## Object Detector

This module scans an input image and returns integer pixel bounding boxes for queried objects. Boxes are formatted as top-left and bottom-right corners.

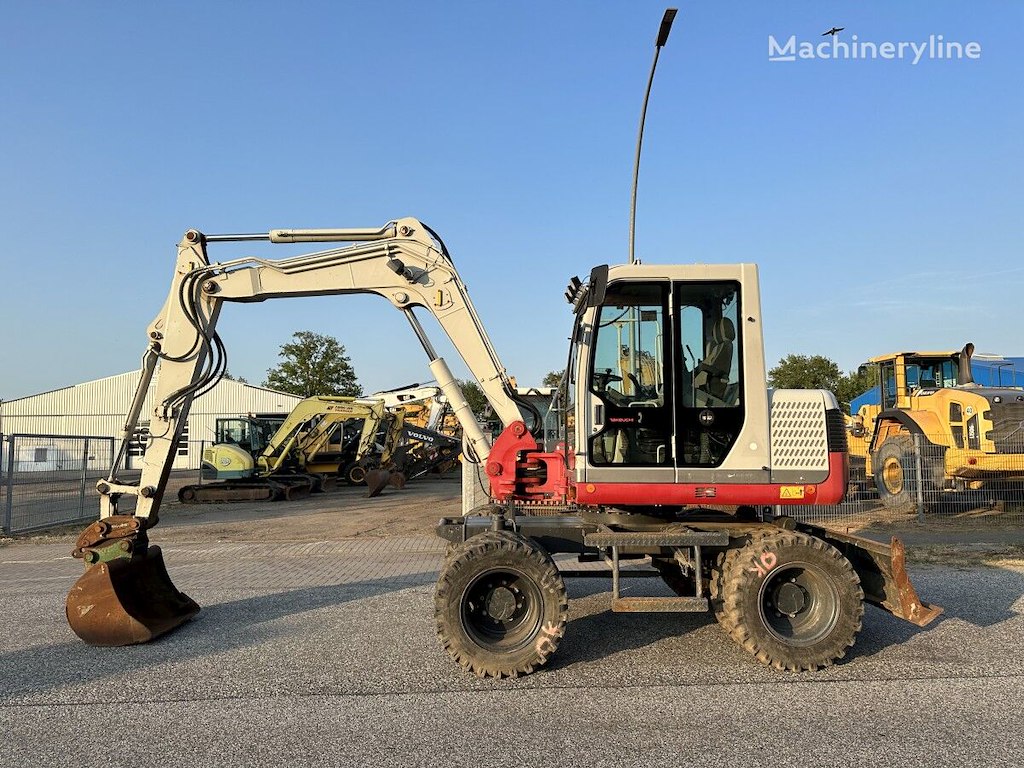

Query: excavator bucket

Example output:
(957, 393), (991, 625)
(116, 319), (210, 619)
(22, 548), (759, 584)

(364, 469), (392, 498)
(66, 546), (200, 646)
(389, 471), (407, 490)
(799, 523), (943, 627)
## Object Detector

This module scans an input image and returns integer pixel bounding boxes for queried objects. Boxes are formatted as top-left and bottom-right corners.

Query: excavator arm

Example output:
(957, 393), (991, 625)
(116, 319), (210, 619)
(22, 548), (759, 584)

(254, 397), (383, 474)
(67, 217), (553, 646)
(100, 218), (527, 524)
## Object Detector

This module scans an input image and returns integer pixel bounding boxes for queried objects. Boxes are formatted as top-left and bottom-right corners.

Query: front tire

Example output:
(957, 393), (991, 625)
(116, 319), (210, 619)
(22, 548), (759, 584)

(873, 434), (942, 513)
(341, 461), (367, 486)
(435, 531), (568, 678)
(712, 530), (864, 671)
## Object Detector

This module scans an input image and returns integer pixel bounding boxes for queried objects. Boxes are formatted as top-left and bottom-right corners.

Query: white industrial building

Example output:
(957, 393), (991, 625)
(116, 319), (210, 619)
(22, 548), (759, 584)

(0, 371), (303, 471)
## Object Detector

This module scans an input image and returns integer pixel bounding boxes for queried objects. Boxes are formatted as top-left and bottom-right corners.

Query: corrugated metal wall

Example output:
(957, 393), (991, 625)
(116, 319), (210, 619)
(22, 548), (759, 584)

(0, 371), (303, 469)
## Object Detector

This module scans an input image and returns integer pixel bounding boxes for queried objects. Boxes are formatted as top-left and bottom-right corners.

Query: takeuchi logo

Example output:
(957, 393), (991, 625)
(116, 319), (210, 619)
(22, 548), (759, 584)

(768, 34), (982, 64)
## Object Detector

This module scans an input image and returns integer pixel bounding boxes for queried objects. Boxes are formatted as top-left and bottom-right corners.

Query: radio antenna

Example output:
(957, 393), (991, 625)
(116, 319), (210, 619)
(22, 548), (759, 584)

(629, 8), (677, 264)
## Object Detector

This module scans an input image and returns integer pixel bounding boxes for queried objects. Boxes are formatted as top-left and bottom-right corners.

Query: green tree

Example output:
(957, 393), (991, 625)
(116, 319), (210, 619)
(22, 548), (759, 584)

(835, 365), (876, 414)
(222, 370), (249, 384)
(263, 331), (360, 397)
(542, 369), (565, 389)
(768, 354), (875, 414)
(768, 354), (843, 392)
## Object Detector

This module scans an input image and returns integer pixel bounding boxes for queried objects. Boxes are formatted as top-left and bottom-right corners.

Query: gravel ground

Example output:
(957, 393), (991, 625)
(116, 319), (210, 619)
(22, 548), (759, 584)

(1, 477), (1022, 767)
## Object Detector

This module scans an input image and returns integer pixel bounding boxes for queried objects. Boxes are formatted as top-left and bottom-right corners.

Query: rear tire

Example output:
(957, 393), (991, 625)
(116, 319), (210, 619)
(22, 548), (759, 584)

(435, 531), (568, 678)
(711, 530), (863, 671)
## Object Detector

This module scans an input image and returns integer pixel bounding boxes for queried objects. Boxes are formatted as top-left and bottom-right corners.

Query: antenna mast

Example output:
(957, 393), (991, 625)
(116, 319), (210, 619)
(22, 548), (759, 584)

(629, 8), (677, 264)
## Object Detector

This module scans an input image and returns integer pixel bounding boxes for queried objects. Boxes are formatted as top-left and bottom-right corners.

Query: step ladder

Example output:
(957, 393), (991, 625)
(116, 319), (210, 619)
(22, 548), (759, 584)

(582, 528), (729, 613)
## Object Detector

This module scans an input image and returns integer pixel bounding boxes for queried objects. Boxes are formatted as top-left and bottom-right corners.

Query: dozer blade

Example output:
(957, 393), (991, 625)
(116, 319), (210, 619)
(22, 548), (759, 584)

(798, 523), (943, 626)
(364, 469), (391, 498)
(66, 546), (200, 646)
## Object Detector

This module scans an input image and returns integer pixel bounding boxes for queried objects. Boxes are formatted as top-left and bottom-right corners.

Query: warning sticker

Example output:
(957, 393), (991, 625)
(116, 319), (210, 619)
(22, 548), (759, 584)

(779, 486), (805, 499)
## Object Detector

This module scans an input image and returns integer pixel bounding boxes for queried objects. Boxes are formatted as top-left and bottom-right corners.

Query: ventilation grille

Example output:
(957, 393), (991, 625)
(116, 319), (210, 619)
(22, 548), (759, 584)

(770, 391), (829, 471)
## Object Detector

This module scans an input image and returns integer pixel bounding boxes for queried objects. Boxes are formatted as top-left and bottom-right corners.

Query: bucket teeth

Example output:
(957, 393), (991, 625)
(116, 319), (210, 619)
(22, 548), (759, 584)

(66, 546), (199, 646)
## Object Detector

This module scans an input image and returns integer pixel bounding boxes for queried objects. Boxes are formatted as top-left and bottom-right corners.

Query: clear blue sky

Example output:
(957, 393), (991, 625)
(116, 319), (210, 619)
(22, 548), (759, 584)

(2, 1), (1021, 401)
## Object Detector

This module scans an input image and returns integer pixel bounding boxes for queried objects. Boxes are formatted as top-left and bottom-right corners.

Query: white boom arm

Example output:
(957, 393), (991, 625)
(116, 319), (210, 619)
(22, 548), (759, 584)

(100, 218), (525, 520)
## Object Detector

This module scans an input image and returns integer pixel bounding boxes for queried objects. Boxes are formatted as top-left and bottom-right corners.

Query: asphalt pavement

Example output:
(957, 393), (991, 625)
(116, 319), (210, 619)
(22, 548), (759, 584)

(1, 528), (1022, 767)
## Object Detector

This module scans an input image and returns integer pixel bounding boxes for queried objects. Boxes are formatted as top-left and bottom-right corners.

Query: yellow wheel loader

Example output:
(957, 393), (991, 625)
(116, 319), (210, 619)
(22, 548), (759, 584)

(848, 343), (1024, 512)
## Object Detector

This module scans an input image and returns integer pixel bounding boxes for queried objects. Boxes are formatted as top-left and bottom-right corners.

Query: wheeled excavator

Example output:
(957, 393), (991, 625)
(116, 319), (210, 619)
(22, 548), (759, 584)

(65, 216), (941, 675)
(64, 9), (940, 674)
(179, 396), (394, 502)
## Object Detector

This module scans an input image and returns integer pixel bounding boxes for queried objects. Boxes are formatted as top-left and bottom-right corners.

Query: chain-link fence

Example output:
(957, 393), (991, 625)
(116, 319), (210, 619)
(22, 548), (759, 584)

(6, 429), (1023, 534)
(1, 433), (115, 534)
(790, 431), (1024, 528)
(0, 435), (215, 533)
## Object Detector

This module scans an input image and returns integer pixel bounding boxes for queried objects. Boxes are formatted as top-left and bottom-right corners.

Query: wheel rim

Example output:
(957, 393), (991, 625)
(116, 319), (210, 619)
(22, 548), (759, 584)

(882, 456), (904, 495)
(757, 561), (840, 646)
(348, 465), (366, 484)
(461, 567), (543, 652)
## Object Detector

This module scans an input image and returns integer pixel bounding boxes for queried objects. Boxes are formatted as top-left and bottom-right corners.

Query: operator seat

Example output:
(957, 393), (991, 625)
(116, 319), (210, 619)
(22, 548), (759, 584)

(694, 317), (735, 402)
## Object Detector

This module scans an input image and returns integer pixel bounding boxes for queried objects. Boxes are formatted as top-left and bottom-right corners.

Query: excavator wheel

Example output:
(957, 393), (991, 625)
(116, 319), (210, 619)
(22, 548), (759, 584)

(711, 530), (864, 672)
(66, 546), (200, 646)
(435, 531), (568, 678)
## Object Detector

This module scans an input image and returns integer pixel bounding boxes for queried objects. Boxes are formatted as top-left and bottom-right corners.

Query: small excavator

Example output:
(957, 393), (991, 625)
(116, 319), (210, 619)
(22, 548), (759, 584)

(368, 384), (462, 480)
(177, 396), (395, 502)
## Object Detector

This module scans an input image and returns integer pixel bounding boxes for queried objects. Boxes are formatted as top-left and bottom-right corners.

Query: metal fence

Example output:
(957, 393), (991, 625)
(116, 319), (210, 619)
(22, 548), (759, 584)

(5, 430), (1023, 534)
(789, 431), (1024, 528)
(1, 433), (115, 534)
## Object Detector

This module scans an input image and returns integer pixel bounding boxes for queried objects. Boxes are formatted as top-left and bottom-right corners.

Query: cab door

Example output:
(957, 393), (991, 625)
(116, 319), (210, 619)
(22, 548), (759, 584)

(582, 281), (675, 484)
(673, 281), (744, 472)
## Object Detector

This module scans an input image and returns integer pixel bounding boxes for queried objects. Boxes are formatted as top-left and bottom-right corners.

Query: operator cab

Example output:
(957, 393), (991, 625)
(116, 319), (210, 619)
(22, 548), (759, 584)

(869, 352), (962, 410)
(562, 265), (766, 489)
(214, 415), (282, 455)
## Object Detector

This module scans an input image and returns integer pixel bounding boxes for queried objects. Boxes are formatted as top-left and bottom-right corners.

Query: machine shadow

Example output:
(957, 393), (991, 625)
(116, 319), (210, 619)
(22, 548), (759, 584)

(549, 577), (716, 669)
(0, 572), (436, 701)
